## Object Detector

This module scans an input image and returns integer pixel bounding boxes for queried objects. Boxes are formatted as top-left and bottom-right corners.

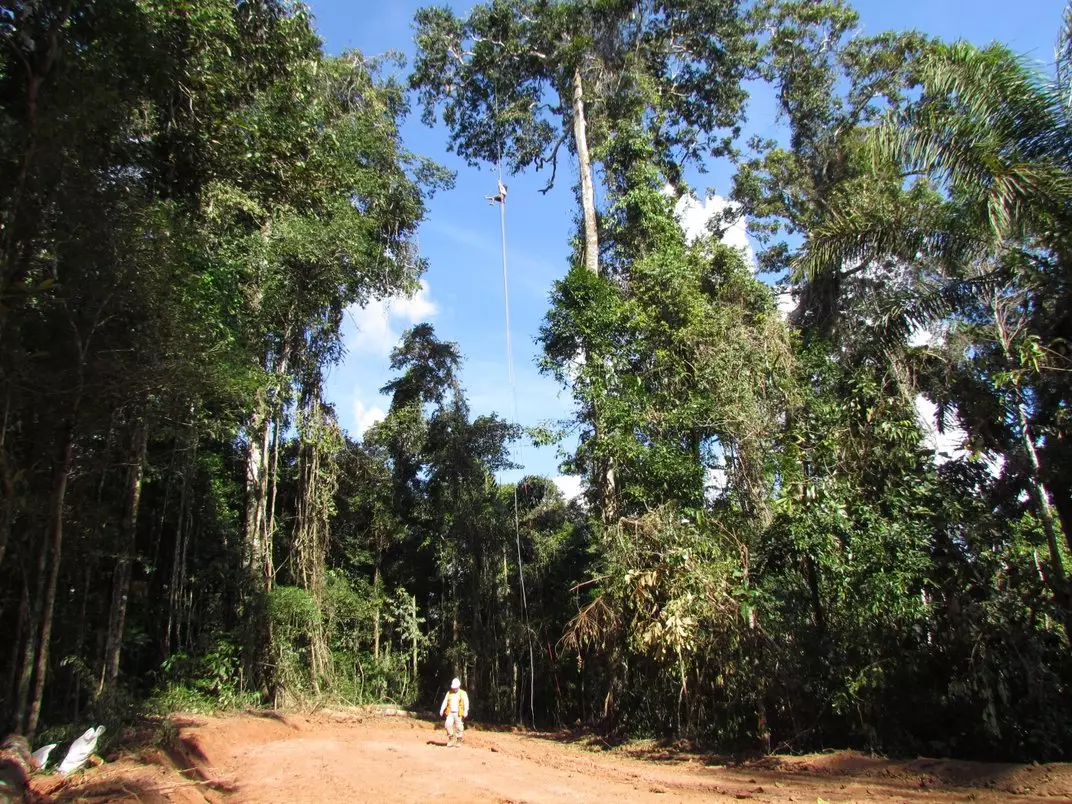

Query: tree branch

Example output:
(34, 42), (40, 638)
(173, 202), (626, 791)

(537, 132), (569, 194)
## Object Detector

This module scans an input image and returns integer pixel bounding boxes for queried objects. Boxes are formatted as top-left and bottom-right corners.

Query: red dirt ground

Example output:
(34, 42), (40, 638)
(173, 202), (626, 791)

(29, 709), (1072, 803)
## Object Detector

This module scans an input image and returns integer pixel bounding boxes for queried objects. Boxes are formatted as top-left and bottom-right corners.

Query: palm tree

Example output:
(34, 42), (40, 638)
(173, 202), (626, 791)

(795, 12), (1072, 639)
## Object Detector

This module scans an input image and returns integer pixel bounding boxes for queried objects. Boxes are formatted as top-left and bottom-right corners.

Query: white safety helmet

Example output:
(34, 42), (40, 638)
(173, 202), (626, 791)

(451, 677), (461, 689)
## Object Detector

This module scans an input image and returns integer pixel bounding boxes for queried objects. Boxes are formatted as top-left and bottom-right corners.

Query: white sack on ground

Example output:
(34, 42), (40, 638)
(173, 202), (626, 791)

(30, 743), (56, 770)
(58, 726), (105, 776)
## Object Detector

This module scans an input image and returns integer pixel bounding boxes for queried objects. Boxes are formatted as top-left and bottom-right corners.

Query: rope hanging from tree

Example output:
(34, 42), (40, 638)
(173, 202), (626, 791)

(488, 138), (536, 730)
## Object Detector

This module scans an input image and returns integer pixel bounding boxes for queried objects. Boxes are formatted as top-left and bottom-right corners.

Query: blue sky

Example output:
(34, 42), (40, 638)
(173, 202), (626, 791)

(316, 0), (1066, 487)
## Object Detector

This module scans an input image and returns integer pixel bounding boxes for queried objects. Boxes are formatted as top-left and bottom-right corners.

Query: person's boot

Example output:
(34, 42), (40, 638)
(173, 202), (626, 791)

(447, 735), (456, 748)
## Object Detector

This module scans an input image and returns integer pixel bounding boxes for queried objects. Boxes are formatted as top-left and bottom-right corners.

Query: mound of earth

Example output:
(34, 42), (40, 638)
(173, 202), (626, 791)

(28, 709), (1072, 802)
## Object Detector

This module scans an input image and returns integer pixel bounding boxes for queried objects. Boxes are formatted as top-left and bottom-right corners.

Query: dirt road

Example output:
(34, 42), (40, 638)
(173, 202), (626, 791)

(34, 710), (1072, 803)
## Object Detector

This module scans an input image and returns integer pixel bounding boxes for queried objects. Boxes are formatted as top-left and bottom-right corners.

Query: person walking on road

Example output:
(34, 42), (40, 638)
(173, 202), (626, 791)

(439, 677), (469, 747)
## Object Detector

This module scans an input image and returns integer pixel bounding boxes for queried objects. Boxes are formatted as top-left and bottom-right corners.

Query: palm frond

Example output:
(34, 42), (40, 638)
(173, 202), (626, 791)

(869, 40), (1072, 242)
(1055, 2), (1072, 119)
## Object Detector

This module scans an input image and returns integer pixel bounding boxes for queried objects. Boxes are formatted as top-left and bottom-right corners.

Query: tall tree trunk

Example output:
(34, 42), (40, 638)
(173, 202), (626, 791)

(451, 578), (459, 675)
(293, 400), (337, 691)
(411, 593), (418, 680)
(372, 555), (382, 661)
(100, 415), (150, 696)
(570, 67), (619, 522)
(247, 339), (289, 594)
(470, 524), (482, 696)
(571, 66), (599, 277)
(166, 428), (196, 659)
(0, 388), (13, 574)
(26, 424), (75, 740)
(266, 409), (282, 560)
(15, 453), (55, 731)
(5, 577), (30, 730)
(244, 397), (272, 592)
(0, 459), (12, 579)
(264, 332), (291, 591)
(70, 561), (92, 722)
(180, 525), (194, 652)
(14, 603), (38, 734)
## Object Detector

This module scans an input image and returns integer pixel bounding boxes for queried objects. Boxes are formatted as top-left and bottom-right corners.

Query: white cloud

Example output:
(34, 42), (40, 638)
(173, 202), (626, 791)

(352, 397), (386, 437)
(347, 280), (438, 357)
(552, 474), (584, 502)
(671, 191), (756, 270)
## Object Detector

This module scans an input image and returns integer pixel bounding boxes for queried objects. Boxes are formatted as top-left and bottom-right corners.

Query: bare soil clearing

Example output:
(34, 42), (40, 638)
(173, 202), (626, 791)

(30, 710), (1072, 803)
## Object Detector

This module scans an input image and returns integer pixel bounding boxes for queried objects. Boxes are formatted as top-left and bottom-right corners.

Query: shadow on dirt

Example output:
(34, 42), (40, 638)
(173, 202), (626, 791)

(246, 709), (299, 727)
(514, 726), (739, 764)
(48, 776), (167, 802)
(482, 727), (1071, 799)
(34, 738), (237, 803)
(161, 733), (237, 794)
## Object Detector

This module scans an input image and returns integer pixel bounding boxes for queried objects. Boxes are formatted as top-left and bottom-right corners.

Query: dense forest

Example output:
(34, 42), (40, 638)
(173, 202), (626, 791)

(1, 0), (1071, 763)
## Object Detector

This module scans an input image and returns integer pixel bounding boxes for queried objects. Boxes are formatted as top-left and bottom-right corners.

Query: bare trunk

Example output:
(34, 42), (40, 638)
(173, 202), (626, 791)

(293, 401), (337, 691)
(262, 335), (290, 591)
(256, 408), (272, 586)
(266, 410), (282, 558)
(244, 400), (271, 591)
(372, 559), (382, 661)
(451, 580), (459, 675)
(744, 548), (770, 752)
(15, 473), (53, 731)
(70, 561), (92, 721)
(569, 71), (618, 521)
(5, 577), (30, 730)
(27, 425), (75, 740)
(503, 546), (517, 721)
(0, 461), (12, 577)
(571, 66), (599, 277)
(180, 526), (194, 651)
(100, 416), (150, 696)
(410, 593), (418, 680)
(166, 430), (196, 658)
(0, 389), (13, 573)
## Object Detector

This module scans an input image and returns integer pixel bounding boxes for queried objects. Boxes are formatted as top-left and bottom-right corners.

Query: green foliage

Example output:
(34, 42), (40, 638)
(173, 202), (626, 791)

(266, 586), (320, 703)
(411, 0), (754, 187)
(3, 0), (1072, 767)
(153, 639), (260, 714)
(0, 0), (448, 740)
(542, 122), (792, 517)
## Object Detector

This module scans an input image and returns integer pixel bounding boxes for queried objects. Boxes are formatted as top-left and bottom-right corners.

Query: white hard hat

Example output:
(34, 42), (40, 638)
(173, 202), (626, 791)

(451, 677), (461, 689)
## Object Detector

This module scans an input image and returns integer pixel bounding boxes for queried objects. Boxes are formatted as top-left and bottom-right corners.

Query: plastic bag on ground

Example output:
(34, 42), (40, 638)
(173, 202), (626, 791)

(30, 743), (56, 770)
(57, 726), (105, 776)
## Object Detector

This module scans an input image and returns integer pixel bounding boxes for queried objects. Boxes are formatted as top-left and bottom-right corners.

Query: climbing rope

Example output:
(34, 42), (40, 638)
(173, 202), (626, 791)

(490, 146), (536, 730)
